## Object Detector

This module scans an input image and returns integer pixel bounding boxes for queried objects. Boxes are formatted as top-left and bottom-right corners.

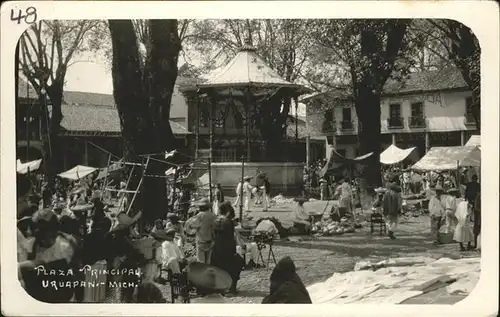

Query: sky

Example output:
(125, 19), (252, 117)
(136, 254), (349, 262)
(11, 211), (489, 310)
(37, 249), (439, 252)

(63, 52), (306, 116)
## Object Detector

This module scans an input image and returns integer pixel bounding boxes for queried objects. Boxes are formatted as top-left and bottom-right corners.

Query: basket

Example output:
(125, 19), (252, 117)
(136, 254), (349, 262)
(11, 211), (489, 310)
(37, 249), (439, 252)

(438, 231), (454, 244)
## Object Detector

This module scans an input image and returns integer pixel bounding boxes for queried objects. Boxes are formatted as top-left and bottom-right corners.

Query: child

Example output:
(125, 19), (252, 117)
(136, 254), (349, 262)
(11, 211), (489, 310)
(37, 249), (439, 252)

(453, 198), (474, 251)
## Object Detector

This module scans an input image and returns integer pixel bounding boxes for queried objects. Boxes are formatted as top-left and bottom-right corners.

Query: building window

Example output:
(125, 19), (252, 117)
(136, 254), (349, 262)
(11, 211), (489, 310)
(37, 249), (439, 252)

(409, 102), (426, 128)
(341, 107), (353, 130)
(389, 103), (401, 118)
(322, 109), (335, 133)
(388, 103), (404, 128)
(465, 97), (475, 124)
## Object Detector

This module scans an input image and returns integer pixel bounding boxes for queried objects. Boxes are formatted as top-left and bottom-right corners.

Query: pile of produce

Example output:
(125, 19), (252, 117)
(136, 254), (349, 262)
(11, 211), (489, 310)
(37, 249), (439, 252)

(311, 217), (355, 236)
(271, 194), (297, 205)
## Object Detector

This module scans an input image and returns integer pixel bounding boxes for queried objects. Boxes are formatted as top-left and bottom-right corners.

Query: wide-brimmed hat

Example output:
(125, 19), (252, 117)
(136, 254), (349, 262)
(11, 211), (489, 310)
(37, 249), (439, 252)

(388, 183), (401, 192)
(166, 213), (180, 221)
(243, 175), (253, 181)
(319, 178), (327, 183)
(151, 229), (175, 240)
(187, 262), (232, 292)
(294, 196), (309, 203)
(194, 198), (212, 209)
(109, 210), (142, 233)
(434, 184), (444, 192)
(446, 188), (460, 194)
(374, 187), (387, 193)
(70, 199), (94, 212)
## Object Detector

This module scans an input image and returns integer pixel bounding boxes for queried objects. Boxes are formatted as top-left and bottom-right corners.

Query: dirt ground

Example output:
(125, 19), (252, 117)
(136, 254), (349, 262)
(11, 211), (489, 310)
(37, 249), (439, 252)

(149, 199), (480, 304)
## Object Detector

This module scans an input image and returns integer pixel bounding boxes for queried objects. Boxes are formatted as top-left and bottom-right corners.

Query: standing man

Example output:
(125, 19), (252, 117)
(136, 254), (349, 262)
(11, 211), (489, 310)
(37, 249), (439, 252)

(242, 176), (253, 213)
(382, 182), (402, 240)
(472, 190), (481, 250)
(263, 176), (271, 212)
(428, 186), (445, 245)
(465, 174), (480, 210)
(185, 198), (216, 264)
(233, 180), (242, 209)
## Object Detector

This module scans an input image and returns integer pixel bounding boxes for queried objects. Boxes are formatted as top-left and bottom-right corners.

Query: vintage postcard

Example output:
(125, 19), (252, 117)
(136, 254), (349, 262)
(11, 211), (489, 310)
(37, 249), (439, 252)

(1, 1), (498, 316)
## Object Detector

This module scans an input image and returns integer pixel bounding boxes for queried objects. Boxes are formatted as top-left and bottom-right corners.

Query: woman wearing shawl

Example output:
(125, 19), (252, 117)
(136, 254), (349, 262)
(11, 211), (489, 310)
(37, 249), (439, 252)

(442, 188), (459, 234)
(382, 182), (402, 240)
(335, 177), (354, 217)
(453, 196), (474, 251)
(262, 256), (312, 304)
(211, 202), (243, 294)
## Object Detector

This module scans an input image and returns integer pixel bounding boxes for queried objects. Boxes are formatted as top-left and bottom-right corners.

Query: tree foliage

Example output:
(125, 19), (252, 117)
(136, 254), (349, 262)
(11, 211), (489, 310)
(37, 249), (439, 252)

(19, 20), (101, 187)
(427, 20), (481, 132)
(310, 19), (411, 186)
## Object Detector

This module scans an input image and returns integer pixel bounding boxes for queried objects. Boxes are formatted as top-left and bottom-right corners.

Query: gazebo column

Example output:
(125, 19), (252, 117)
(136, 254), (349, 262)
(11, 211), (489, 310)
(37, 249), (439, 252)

(425, 132), (430, 153)
(245, 88), (251, 161)
(294, 96), (299, 142)
(84, 139), (89, 165)
(306, 135), (311, 167)
(195, 95), (200, 159)
(460, 131), (465, 145)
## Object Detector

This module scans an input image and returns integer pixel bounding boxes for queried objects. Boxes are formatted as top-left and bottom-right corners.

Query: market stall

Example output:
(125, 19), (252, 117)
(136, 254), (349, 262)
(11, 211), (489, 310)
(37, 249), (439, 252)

(58, 165), (98, 181)
(319, 149), (373, 179)
(16, 158), (42, 174)
(380, 145), (418, 165)
(411, 146), (480, 171)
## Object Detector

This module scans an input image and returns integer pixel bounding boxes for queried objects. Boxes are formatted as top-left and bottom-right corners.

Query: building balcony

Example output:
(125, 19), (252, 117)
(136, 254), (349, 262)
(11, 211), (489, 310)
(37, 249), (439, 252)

(465, 114), (476, 127)
(408, 116), (427, 129)
(340, 120), (354, 131)
(387, 117), (405, 129)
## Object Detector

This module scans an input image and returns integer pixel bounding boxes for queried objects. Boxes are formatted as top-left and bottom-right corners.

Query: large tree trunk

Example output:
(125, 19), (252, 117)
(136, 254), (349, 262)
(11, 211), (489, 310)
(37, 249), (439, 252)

(141, 19), (180, 223)
(44, 81), (65, 190)
(354, 87), (382, 188)
(109, 19), (180, 224)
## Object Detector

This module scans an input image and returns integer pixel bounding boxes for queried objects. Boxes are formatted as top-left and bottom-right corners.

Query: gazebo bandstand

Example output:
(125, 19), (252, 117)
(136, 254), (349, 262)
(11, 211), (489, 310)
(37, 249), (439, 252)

(196, 44), (310, 218)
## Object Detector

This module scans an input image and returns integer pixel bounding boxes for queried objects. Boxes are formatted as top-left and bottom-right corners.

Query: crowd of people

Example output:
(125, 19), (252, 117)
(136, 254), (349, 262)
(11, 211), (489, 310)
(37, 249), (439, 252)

(372, 171), (481, 251)
(16, 167), (313, 304)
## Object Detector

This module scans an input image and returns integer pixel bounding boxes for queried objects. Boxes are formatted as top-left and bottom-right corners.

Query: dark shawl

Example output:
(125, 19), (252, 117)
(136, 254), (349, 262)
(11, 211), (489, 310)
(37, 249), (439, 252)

(211, 216), (242, 281)
(262, 256), (312, 304)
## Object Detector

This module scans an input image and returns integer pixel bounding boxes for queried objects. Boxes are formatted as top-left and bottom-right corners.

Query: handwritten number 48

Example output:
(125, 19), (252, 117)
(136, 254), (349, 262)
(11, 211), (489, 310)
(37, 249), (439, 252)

(10, 7), (37, 25)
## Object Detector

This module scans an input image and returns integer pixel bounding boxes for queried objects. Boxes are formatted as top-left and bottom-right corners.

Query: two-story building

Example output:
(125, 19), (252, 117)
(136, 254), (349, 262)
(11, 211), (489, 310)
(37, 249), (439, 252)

(303, 68), (479, 160)
(16, 78), (192, 171)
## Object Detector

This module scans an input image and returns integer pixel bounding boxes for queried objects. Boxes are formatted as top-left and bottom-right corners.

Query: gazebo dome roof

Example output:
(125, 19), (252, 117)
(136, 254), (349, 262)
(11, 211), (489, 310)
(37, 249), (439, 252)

(199, 45), (308, 95)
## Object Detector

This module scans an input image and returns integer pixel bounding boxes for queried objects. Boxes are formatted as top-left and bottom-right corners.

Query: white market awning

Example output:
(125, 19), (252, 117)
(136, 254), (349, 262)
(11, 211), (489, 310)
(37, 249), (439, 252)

(58, 165), (98, 180)
(380, 145), (417, 165)
(465, 135), (480, 147)
(16, 159), (42, 174)
(411, 146), (481, 171)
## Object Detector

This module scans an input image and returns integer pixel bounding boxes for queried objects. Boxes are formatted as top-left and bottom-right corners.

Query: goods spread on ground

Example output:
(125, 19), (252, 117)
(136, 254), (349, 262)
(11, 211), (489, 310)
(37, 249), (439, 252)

(307, 256), (480, 304)
(311, 217), (356, 236)
(270, 194), (297, 205)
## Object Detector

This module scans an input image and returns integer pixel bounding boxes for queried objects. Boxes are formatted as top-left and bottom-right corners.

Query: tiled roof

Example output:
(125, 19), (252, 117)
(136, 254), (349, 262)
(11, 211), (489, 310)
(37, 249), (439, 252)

(303, 68), (469, 103)
(60, 104), (191, 136)
(383, 68), (468, 95)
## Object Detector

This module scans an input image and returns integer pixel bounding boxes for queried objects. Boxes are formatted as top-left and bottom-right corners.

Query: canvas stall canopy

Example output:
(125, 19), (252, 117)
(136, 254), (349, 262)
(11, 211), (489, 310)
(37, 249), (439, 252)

(17, 159), (42, 174)
(465, 135), (480, 148)
(320, 149), (373, 178)
(380, 145), (417, 165)
(411, 146), (481, 171)
(58, 165), (98, 180)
